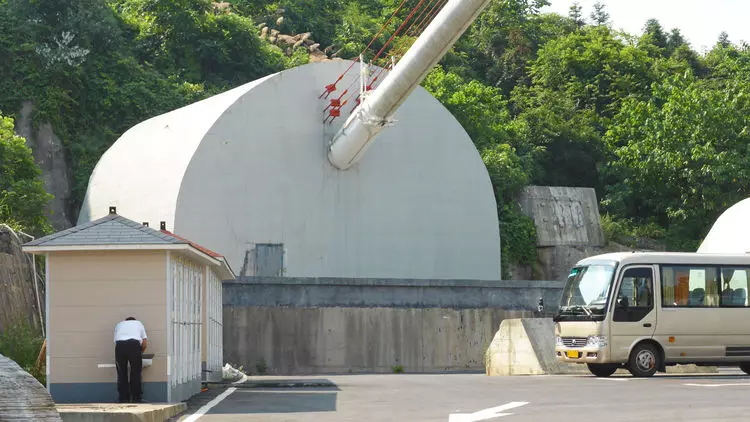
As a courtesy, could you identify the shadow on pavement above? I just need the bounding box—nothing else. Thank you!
[171,379,340,420]
[209,388,337,414]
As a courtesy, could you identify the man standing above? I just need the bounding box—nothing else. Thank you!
[114,317,148,403]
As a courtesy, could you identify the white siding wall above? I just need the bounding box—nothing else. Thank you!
[169,256,203,400]
[206,269,223,378]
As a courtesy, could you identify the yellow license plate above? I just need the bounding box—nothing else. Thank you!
[566,351,580,359]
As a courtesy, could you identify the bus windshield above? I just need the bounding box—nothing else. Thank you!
[559,264,617,317]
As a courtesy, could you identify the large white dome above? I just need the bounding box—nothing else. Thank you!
[698,198,750,253]
[78,60,501,280]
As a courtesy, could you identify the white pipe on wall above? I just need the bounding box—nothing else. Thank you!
[327,0,492,170]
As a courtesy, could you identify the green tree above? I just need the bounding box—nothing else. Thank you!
[641,18,668,57]
[527,26,655,117]
[604,74,750,248]
[568,2,584,29]
[589,2,609,26]
[0,113,53,235]
[718,31,731,48]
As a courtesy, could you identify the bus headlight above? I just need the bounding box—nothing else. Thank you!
[587,335,607,347]
[555,336,563,347]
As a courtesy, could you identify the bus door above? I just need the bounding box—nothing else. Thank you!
[610,265,657,362]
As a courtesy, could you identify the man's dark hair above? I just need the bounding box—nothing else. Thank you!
[126,317,136,321]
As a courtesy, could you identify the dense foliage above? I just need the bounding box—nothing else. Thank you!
[0,113,52,234]
[1,0,749,268]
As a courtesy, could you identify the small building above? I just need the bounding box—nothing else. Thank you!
[22,207,234,403]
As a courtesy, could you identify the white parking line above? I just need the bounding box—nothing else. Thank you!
[449,401,529,421]
[595,378,629,382]
[182,387,236,422]
[684,383,750,388]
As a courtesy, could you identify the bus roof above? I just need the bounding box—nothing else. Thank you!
[576,251,750,267]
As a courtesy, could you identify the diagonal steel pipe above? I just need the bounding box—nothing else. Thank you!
[327,0,492,170]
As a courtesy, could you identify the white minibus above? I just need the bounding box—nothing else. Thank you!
[554,252,750,377]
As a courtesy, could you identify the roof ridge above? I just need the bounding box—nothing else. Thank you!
[113,217,185,244]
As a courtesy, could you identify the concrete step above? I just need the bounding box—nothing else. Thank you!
[57,403,185,422]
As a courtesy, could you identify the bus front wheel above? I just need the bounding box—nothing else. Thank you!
[740,363,750,375]
[628,343,659,377]
[587,363,619,377]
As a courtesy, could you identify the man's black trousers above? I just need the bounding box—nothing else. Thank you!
[115,339,142,402]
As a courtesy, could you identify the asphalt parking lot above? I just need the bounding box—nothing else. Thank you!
[173,369,750,421]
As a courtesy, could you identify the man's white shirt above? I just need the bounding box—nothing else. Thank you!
[114,320,148,344]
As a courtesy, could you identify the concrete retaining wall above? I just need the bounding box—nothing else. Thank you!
[223,277,564,374]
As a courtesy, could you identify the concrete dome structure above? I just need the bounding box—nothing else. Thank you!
[698,198,750,253]
[78,60,501,280]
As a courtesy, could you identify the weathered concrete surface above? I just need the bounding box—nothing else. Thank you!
[224,306,537,374]
[0,225,42,332]
[57,403,185,422]
[485,318,587,375]
[533,243,631,282]
[16,101,72,230]
[519,186,605,248]
[0,354,61,421]
[223,278,564,375]
[224,277,565,309]
[513,186,631,281]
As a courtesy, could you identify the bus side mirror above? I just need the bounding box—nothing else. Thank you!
[616,296,629,309]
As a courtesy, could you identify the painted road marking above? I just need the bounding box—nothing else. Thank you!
[684,383,750,387]
[449,401,529,422]
[183,387,236,422]
[595,378,629,382]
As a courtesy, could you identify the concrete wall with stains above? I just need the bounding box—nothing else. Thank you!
[222,277,563,374]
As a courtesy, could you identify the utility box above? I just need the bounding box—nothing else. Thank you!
[22,208,234,403]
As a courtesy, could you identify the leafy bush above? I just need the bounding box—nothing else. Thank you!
[0,321,46,386]
[0,114,53,235]
[500,204,537,279]
[599,214,665,249]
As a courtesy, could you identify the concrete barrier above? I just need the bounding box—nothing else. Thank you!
[485,318,587,375]
[56,403,186,422]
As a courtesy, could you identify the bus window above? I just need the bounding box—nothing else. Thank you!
[613,267,653,322]
[661,266,719,307]
[720,267,750,307]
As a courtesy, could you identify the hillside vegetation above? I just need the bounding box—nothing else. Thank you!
[1,0,749,272]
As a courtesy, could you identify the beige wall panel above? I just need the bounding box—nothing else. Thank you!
[51,280,166,307]
[50,330,167,359]
[50,356,168,383]
[50,251,166,283]
[49,305,166,333]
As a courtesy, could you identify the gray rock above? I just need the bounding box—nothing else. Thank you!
[0,225,42,333]
[15,101,73,230]
[0,354,61,421]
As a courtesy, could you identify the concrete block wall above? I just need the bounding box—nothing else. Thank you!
[223,277,563,374]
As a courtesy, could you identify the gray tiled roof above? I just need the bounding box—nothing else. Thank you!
[24,214,187,247]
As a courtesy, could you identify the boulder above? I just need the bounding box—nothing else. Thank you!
[15,101,73,230]
[0,354,61,421]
